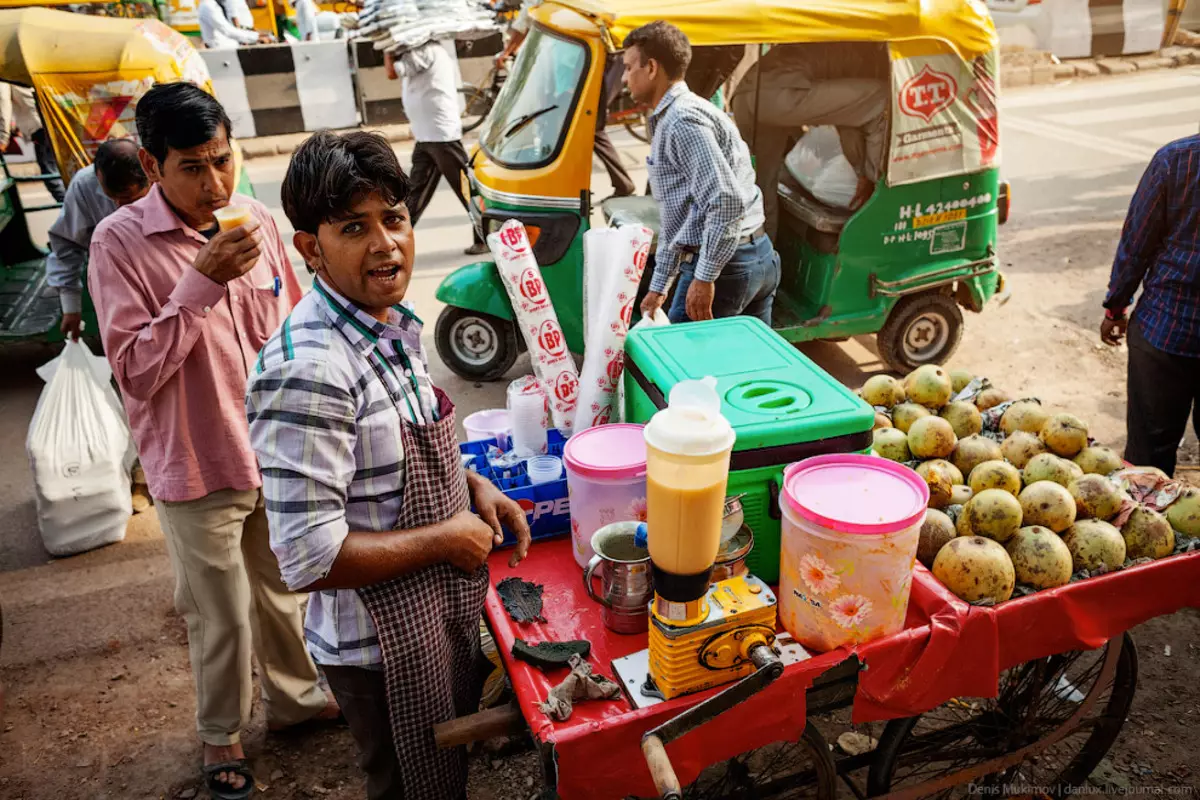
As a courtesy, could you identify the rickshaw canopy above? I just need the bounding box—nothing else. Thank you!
[547,0,998,60]
[0,7,204,87]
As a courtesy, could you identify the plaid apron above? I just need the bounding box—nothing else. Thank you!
[357,387,489,800]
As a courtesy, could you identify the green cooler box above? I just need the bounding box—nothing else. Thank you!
[624,317,875,583]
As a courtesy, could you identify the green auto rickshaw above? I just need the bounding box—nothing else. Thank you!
[433,0,1010,379]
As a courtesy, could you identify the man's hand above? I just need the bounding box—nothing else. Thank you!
[60,312,83,340]
[257,32,274,44]
[470,475,531,567]
[193,221,262,284]
[685,279,715,322]
[443,509,498,572]
[1100,315,1128,346]
[640,291,665,319]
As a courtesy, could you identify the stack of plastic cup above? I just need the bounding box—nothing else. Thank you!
[508,375,549,457]
[527,455,563,484]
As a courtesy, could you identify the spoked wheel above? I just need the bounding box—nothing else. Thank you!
[866,634,1137,799]
[623,113,650,144]
[459,85,493,133]
[650,725,838,800]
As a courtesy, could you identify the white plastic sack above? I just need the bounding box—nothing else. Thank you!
[26,340,135,556]
[574,225,652,431]
[784,126,859,209]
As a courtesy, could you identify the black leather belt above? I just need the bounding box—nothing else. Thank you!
[679,226,767,263]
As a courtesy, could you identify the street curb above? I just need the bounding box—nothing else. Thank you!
[241,123,413,160]
[999,44,1200,87]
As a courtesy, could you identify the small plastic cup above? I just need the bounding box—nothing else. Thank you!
[213,205,253,232]
[527,455,563,485]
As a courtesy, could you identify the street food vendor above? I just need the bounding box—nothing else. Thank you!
[246,130,532,800]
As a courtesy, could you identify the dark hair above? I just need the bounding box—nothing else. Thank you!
[94,138,147,193]
[135,82,232,165]
[281,130,411,235]
[624,21,691,81]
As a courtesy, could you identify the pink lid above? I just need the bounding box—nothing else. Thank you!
[563,423,647,481]
[783,454,929,535]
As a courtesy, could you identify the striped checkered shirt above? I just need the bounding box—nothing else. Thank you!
[647,81,765,294]
[246,277,439,667]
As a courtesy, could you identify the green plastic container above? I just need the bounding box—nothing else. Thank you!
[624,317,875,582]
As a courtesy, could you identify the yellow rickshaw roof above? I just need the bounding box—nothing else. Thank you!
[0,7,193,86]
[542,0,998,59]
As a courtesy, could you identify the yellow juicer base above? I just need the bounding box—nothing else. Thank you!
[648,574,778,701]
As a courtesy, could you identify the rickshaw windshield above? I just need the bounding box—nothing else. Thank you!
[480,25,589,169]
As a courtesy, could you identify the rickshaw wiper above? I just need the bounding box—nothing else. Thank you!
[502,104,559,139]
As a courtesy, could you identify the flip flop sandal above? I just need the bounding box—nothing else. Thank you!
[203,759,255,800]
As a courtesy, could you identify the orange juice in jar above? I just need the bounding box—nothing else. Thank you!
[643,377,736,579]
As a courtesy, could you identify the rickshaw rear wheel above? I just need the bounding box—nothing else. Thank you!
[628,724,837,800]
[435,306,520,381]
[866,634,1137,799]
[876,292,963,373]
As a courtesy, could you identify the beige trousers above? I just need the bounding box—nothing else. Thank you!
[157,488,326,746]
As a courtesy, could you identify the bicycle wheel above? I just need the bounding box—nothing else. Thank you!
[623,113,650,144]
[867,634,1138,799]
[460,86,493,134]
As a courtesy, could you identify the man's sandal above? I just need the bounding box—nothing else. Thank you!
[203,759,255,800]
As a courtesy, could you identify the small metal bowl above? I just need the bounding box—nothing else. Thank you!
[721,494,746,543]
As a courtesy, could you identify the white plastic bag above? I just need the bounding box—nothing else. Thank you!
[26,340,135,556]
[575,225,652,431]
[784,126,859,209]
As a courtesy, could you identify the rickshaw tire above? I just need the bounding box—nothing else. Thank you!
[435,306,520,381]
[875,292,963,374]
[865,633,1138,798]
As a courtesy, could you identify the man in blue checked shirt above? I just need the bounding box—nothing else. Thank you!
[1100,133,1200,476]
[629,21,782,325]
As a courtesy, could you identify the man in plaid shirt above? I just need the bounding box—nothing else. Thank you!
[629,21,781,325]
[1100,133,1200,476]
[246,131,530,798]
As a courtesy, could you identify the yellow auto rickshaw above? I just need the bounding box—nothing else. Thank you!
[0,7,254,344]
[436,0,1010,378]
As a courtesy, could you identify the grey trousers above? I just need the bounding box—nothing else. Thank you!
[733,74,888,237]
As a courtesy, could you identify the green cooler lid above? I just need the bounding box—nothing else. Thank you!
[624,317,874,452]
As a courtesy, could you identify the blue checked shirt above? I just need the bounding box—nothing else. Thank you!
[647,82,765,294]
[1105,134,1200,357]
[245,277,439,667]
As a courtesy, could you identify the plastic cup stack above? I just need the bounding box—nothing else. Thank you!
[508,376,549,457]
[527,455,563,485]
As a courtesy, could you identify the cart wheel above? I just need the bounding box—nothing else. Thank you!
[667,724,838,800]
[866,634,1137,799]
[875,293,963,373]
[435,306,520,381]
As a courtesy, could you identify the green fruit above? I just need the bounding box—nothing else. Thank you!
[949,369,974,394]
[1062,520,1126,573]
[1000,401,1050,437]
[1165,487,1200,537]
[941,401,983,439]
[906,365,953,409]
[1019,481,1077,533]
[1001,431,1047,470]
[975,388,1011,411]
[892,402,932,434]
[1006,526,1074,589]
[933,536,1015,604]
[1121,507,1175,560]
[1040,413,1089,458]
[1073,446,1123,476]
[960,489,1024,543]
[872,428,911,462]
[1023,453,1082,488]
[862,375,906,408]
[952,434,1004,478]
[908,416,958,460]
[1068,474,1125,521]
[969,460,1022,496]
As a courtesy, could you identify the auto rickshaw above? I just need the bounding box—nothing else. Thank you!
[0,7,254,344]
[433,0,1011,378]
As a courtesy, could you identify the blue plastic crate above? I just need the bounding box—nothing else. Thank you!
[459,430,570,548]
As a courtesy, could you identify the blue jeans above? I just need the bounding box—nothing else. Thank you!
[667,235,782,325]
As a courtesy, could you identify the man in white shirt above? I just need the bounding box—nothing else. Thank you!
[385,41,486,255]
[0,82,66,202]
[198,0,269,49]
[293,0,319,41]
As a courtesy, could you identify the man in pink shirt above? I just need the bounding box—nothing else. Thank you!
[88,83,338,799]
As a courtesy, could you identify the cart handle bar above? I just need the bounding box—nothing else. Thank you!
[640,644,784,800]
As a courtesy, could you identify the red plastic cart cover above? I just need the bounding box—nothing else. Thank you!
[913,549,1200,674]
[485,540,981,798]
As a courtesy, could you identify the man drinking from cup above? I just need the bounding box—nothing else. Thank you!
[88,82,338,799]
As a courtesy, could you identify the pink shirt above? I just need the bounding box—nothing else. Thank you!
[88,184,303,502]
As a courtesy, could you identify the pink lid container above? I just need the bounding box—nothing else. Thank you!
[563,423,648,481]
[783,454,929,536]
